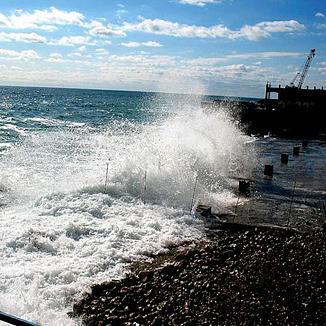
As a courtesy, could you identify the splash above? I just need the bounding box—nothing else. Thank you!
[0,96,256,324]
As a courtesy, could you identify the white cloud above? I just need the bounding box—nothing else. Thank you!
[77,45,87,52]
[0,31,46,43]
[315,12,325,18]
[108,54,176,66]
[121,41,163,48]
[90,26,126,37]
[49,53,63,60]
[232,20,305,41]
[181,57,224,65]
[123,18,233,38]
[88,20,126,37]
[0,7,84,31]
[226,51,302,59]
[253,20,304,33]
[50,36,95,46]
[142,41,163,47]
[177,0,221,7]
[0,48,40,60]
[123,18,304,40]
[121,42,142,48]
[67,52,82,58]
[46,52,64,62]
[95,48,109,55]
[176,52,302,68]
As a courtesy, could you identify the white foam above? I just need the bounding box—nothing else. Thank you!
[0,193,204,324]
[67,122,86,128]
[24,117,67,127]
[0,142,11,149]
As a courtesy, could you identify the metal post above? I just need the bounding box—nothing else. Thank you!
[104,162,109,191]
[189,175,198,215]
[143,170,147,204]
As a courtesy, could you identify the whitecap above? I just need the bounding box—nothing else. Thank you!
[1,123,27,135]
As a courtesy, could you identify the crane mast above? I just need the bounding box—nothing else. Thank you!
[297,49,316,89]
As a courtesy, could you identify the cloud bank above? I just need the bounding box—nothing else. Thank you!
[123,18,305,41]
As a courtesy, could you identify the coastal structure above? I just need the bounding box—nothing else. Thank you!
[257,84,325,137]
[252,49,325,137]
[203,49,325,138]
[263,82,325,111]
[263,49,325,111]
[262,83,326,111]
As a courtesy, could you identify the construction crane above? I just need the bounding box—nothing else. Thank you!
[289,72,300,87]
[295,49,316,89]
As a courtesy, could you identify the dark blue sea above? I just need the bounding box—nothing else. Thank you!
[0,86,323,325]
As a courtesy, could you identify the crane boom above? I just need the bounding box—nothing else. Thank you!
[297,49,316,89]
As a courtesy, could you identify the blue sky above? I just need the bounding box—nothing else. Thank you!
[0,0,325,97]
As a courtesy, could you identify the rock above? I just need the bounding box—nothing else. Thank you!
[106,316,123,326]
[72,301,84,314]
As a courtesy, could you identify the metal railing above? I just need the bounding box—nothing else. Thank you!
[0,311,40,326]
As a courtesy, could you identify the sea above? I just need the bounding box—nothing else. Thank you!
[0,86,323,325]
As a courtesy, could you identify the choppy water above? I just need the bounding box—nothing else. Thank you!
[0,86,256,324]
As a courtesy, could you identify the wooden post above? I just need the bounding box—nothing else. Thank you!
[293,146,300,156]
[281,153,289,164]
[264,164,273,177]
[239,180,250,195]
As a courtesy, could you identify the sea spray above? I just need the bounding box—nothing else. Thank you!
[0,92,256,325]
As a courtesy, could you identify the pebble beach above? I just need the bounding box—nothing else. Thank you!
[71,228,325,325]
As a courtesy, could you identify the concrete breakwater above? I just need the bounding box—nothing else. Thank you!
[230,138,326,232]
[202,99,326,139]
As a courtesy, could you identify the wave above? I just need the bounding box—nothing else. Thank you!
[24,117,84,128]
[0,100,256,324]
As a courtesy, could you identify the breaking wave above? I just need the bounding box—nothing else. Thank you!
[0,98,256,324]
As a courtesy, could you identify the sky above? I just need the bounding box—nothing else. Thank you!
[0,0,325,97]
